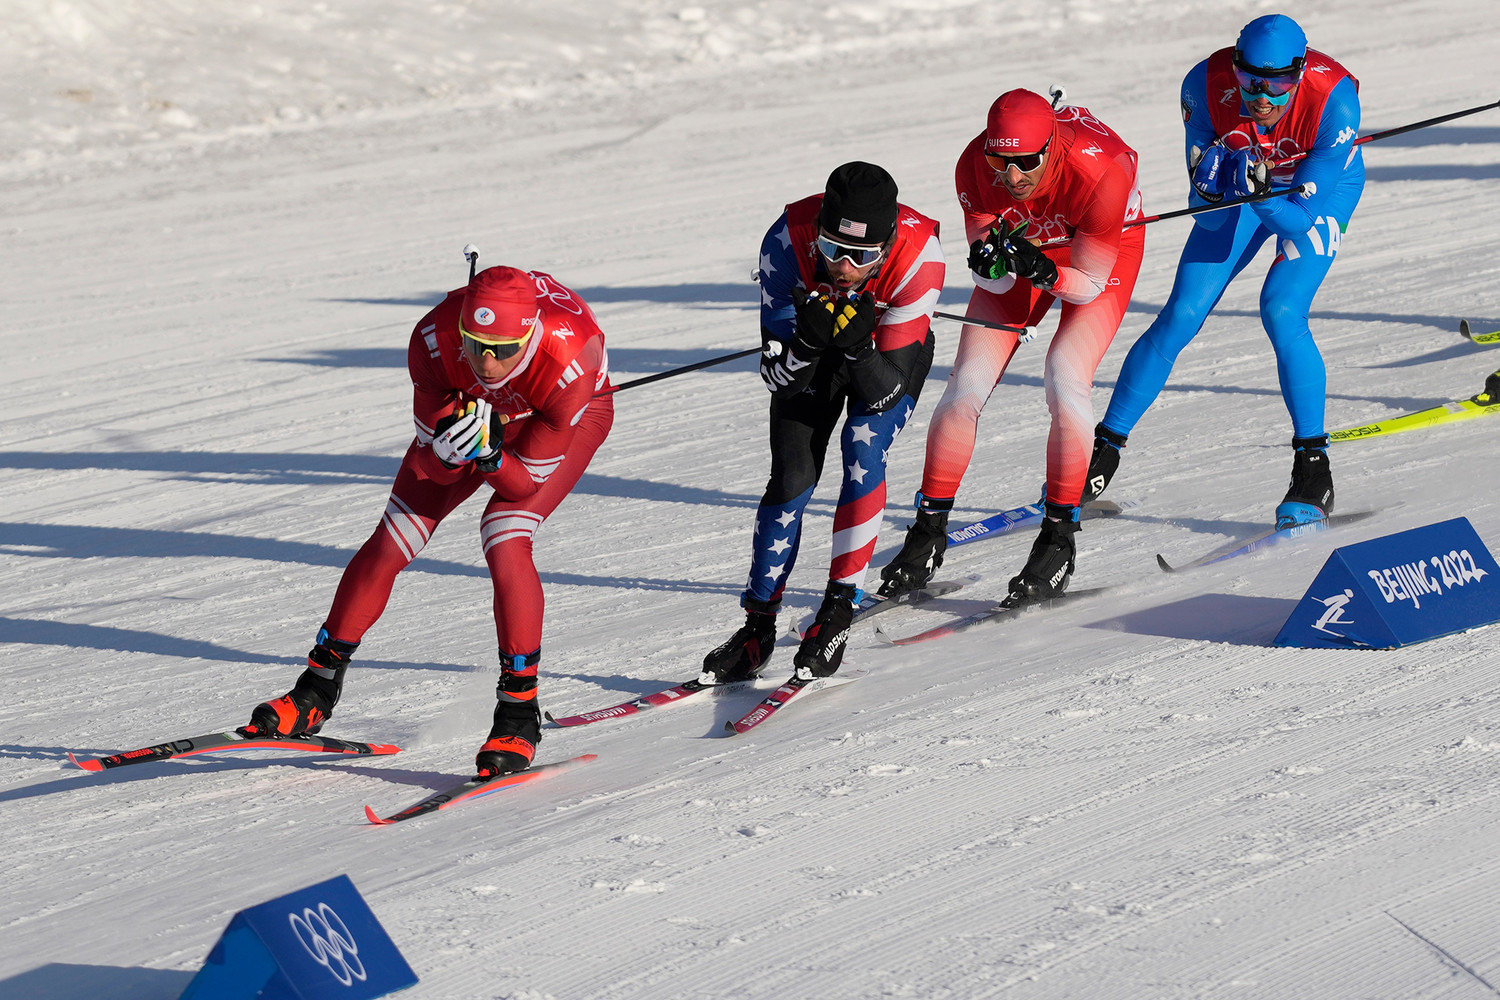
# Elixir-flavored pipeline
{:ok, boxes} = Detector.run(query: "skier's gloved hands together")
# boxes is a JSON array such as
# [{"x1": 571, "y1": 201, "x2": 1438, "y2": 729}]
[
  {"x1": 1188, "y1": 144, "x2": 1228, "y2": 203},
  {"x1": 1225, "y1": 147, "x2": 1270, "y2": 200},
  {"x1": 969, "y1": 221, "x2": 1057, "y2": 291},
  {"x1": 1000, "y1": 228, "x2": 1059, "y2": 291},
  {"x1": 792, "y1": 288, "x2": 838, "y2": 353},
  {"x1": 968, "y1": 221, "x2": 1025, "y2": 281},
  {"x1": 432, "y1": 398, "x2": 501, "y2": 469},
  {"x1": 831, "y1": 293, "x2": 878, "y2": 355}
]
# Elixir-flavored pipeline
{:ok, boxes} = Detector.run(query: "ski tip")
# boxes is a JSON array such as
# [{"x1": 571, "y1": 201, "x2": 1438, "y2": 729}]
[
  {"x1": 67, "y1": 752, "x2": 103, "y2": 772},
  {"x1": 363, "y1": 805, "x2": 393, "y2": 826},
  {"x1": 368, "y1": 742, "x2": 403, "y2": 756},
  {"x1": 575, "y1": 753, "x2": 600, "y2": 764},
  {"x1": 1155, "y1": 553, "x2": 1175, "y2": 573},
  {"x1": 1461, "y1": 318, "x2": 1471, "y2": 337},
  {"x1": 542, "y1": 711, "x2": 558, "y2": 725}
]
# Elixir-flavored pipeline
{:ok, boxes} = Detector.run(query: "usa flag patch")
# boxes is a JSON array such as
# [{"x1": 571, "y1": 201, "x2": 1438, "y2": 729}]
[{"x1": 838, "y1": 218, "x2": 867, "y2": 238}]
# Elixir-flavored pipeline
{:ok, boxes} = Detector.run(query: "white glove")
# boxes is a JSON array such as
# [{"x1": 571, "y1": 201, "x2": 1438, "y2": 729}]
[{"x1": 432, "y1": 399, "x2": 495, "y2": 468}]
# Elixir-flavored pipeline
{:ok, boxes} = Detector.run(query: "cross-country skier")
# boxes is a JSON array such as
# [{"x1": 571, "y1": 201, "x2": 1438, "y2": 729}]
[
  {"x1": 701, "y1": 161, "x2": 944, "y2": 683},
  {"x1": 1085, "y1": 13, "x2": 1363, "y2": 528},
  {"x1": 242, "y1": 265, "x2": 612, "y2": 778},
  {"x1": 879, "y1": 89, "x2": 1143, "y2": 605}
]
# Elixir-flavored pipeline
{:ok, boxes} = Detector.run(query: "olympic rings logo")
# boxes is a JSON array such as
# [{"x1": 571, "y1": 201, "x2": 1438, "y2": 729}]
[{"x1": 288, "y1": 902, "x2": 368, "y2": 986}]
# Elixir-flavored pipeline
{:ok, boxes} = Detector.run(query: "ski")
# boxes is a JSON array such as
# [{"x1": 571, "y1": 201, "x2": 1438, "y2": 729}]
[
  {"x1": 364, "y1": 753, "x2": 597, "y2": 825},
  {"x1": 1460, "y1": 319, "x2": 1500, "y2": 345},
  {"x1": 724, "y1": 670, "x2": 867, "y2": 735},
  {"x1": 544, "y1": 676, "x2": 761, "y2": 728},
  {"x1": 853, "y1": 575, "x2": 974, "y2": 623},
  {"x1": 1155, "y1": 509, "x2": 1379, "y2": 573},
  {"x1": 1330, "y1": 370, "x2": 1500, "y2": 442},
  {"x1": 794, "y1": 576, "x2": 977, "y2": 640},
  {"x1": 68, "y1": 730, "x2": 401, "y2": 772},
  {"x1": 942, "y1": 497, "x2": 1142, "y2": 551},
  {"x1": 874, "y1": 588, "x2": 1109, "y2": 646}
]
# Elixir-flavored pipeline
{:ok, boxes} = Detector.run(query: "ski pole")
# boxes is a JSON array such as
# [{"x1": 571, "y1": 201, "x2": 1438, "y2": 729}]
[
  {"x1": 1123, "y1": 183, "x2": 1309, "y2": 229},
  {"x1": 1134, "y1": 95, "x2": 1500, "y2": 227},
  {"x1": 463, "y1": 243, "x2": 481, "y2": 281},
  {"x1": 1275, "y1": 96, "x2": 1500, "y2": 169},
  {"x1": 932, "y1": 310, "x2": 1037, "y2": 339},
  {"x1": 498, "y1": 346, "x2": 761, "y2": 425}
]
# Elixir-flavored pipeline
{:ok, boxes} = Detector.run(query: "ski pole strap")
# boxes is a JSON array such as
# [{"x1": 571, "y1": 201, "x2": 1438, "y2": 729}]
[{"x1": 1125, "y1": 183, "x2": 1308, "y2": 228}]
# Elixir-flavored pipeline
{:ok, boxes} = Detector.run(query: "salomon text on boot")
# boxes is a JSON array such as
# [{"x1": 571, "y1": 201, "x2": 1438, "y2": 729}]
[
  {"x1": 794, "y1": 582, "x2": 857, "y2": 680},
  {"x1": 700, "y1": 598, "x2": 779, "y2": 685},
  {"x1": 244, "y1": 633, "x2": 357, "y2": 737},
  {"x1": 1083, "y1": 424, "x2": 1127, "y2": 503},
  {"x1": 1005, "y1": 505, "x2": 1079, "y2": 607},
  {"x1": 1275, "y1": 435, "x2": 1334, "y2": 529},
  {"x1": 877, "y1": 495, "x2": 953, "y2": 598}
]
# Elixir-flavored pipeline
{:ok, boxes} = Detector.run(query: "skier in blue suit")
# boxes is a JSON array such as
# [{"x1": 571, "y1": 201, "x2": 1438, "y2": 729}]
[{"x1": 1086, "y1": 13, "x2": 1364, "y2": 527}]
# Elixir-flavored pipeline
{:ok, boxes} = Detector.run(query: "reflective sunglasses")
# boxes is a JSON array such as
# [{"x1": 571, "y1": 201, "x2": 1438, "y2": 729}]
[
  {"x1": 984, "y1": 139, "x2": 1050, "y2": 173},
  {"x1": 460, "y1": 313, "x2": 537, "y2": 360},
  {"x1": 1233, "y1": 57, "x2": 1303, "y2": 106},
  {"x1": 816, "y1": 235, "x2": 885, "y2": 268}
]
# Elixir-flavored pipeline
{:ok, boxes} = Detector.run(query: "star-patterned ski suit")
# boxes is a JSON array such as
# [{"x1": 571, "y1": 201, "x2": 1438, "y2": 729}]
[{"x1": 741, "y1": 194, "x2": 945, "y2": 607}]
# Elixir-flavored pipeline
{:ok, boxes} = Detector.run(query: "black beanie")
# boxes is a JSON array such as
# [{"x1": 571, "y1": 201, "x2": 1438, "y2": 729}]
[{"x1": 818, "y1": 161, "x2": 899, "y2": 247}]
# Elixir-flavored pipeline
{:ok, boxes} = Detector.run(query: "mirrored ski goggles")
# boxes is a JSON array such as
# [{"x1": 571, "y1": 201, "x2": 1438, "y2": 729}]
[
  {"x1": 460, "y1": 315, "x2": 537, "y2": 360},
  {"x1": 984, "y1": 139, "x2": 1050, "y2": 173},
  {"x1": 1234, "y1": 67, "x2": 1302, "y2": 105},
  {"x1": 816, "y1": 235, "x2": 886, "y2": 268}
]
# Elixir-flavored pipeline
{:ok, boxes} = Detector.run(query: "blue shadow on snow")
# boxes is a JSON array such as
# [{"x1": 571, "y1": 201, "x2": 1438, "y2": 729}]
[{"x1": 1083, "y1": 593, "x2": 1300, "y2": 646}]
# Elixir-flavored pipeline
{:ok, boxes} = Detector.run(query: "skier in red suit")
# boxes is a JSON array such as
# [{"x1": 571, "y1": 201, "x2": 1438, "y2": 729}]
[
  {"x1": 244, "y1": 265, "x2": 613, "y2": 777},
  {"x1": 880, "y1": 88, "x2": 1144, "y2": 605}
]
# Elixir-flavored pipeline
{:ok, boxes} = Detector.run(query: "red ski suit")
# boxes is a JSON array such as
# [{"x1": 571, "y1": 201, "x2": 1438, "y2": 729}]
[
  {"x1": 926, "y1": 105, "x2": 1144, "y2": 507},
  {"x1": 321, "y1": 271, "x2": 612, "y2": 661}
]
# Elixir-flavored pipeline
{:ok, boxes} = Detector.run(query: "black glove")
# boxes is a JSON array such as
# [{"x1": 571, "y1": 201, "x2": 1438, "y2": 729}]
[
  {"x1": 830, "y1": 293, "x2": 878, "y2": 354},
  {"x1": 792, "y1": 288, "x2": 837, "y2": 353},
  {"x1": 1000, "y1": 229, "x2": 1059, "y2": 291},
  {"x1": 967, "y1": 222, "x2": 1023, "y2": 282}
]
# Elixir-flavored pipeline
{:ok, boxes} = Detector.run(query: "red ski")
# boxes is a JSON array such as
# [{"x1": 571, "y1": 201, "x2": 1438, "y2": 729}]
[{"x1": 365, "y1": 754, "x2": 597, "y2": 825}]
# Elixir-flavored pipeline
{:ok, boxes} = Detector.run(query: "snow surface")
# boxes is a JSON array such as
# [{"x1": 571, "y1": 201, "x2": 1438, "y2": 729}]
[{"x1": 4, "y1": 1, "x2": 1500, "y2": 997}]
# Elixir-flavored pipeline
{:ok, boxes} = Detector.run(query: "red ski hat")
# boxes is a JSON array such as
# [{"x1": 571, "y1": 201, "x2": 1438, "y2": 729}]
[
  {"x1": 985, "y1": 89, "x2": 1057, "y2": 155},
  {"x1": 461, "y1": 266, "x2": 540, "y2": 344}
]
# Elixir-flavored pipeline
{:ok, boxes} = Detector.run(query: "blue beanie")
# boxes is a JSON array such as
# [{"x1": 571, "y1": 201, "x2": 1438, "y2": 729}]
[{"x1": 1235, "y1": 14, "x2": 1307, "y2": 73}]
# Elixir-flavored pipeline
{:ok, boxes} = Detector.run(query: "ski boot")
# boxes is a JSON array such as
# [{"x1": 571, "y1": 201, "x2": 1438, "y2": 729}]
[
  {"x1": 1083, "y1": 424, "x2": 1127, "y2": 503},
  {"x1": 700, "y1": 598, "x2": 778, "y2": 685},
  {"x1": 1004, "y1": 504, "x2": 1079, "y2": 607},
  {"x1": 877, "y1": 495, "x2": 953, "y2": 598},
  {"x1": 476, "y1": 651, "x2": 542, "y2": 778},
  {"x1": 1274, "y1": 435, "x2": 1334, "y2": 529},
  {"x1": 244, "y1": 633, "x2": 357, "y2": 737},
  {"x1": 794, "y1": 582, "x2": 857, "y2": 680}
]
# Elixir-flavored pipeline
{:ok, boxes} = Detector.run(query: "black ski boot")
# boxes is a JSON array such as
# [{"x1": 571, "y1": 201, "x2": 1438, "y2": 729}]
[
  {"x1": 477, "y1": 650, "x2": 543, "y2": 778},
  {"x1": 1083, "y1": 424, "x2": 1127, "y2": 503},
  {"x1": 476, "y1": 701, "x2": 542, "y2": 778},
  {"x1": 1005, "y1": 505, "x2": 1079, "y2": 606},
  {"x1": 1275, "y1": 434, "x2": 1334, "y2": 529},
  {"x1": 794, "y1": 582, "x2": 857, "y2": 680},
  {"x1": 245, "y1": 634, "x2": 357, "y2": 737},
  {"x1": 700, "y1": 598, "x2": 778, "y2": 685},
  {"x1": 877, "y1": 496, "x2": 953, "y2": 598}
]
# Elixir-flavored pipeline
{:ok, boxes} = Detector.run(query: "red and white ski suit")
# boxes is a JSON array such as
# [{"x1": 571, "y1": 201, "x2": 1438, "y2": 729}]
[
  {"x1": 924, "y1": 106, "x2": 1144, "y2": 508},
  {"x1": 321, "y1": 271, "x2": 612, "y2": 660}
]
